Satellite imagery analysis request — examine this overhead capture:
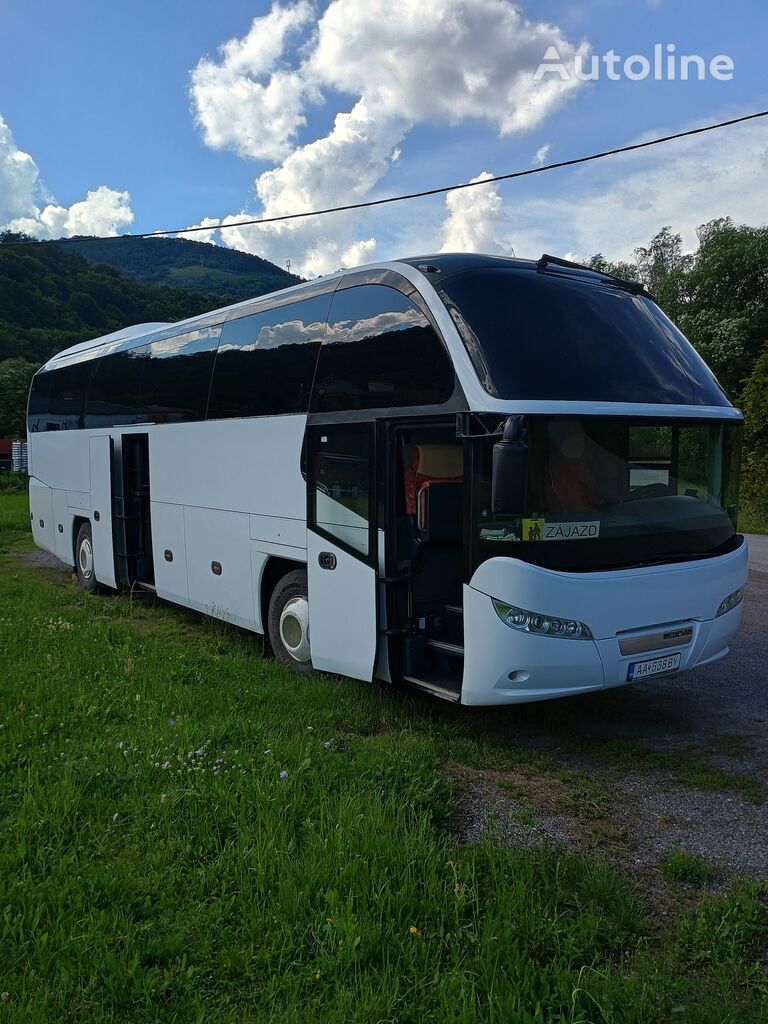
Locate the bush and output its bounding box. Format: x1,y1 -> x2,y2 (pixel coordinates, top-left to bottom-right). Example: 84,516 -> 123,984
740,346 -> 768,530
0,471 -> 28,494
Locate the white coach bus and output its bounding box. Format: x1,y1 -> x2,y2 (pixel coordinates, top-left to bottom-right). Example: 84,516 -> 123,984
27,254 -> 747,705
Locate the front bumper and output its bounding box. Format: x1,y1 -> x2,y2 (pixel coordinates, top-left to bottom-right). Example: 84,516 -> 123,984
460,539 -> 748,706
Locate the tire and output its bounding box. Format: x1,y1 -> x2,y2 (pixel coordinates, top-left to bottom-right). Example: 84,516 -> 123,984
267,569 -> 314,675
75,521 -> 101,594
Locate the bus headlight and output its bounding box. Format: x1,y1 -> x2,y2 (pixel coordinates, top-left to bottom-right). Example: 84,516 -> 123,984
492,599 -> 593,639
715,587 -> 743,617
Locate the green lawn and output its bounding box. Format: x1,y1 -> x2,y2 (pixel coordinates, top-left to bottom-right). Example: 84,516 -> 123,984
0,490 -> 766,1023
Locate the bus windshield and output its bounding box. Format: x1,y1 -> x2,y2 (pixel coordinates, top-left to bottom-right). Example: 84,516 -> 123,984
438,267 -> 729,406
472,418 -> 742,573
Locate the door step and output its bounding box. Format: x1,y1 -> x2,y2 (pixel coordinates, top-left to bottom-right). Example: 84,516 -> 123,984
403,675 -> 461,702
426,638 -> 464,658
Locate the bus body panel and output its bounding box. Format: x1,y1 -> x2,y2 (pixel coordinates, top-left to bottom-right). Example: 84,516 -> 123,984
29,428 -> 90,494
461,542 -> 748,705
29,477 -> 54,555
184,505 -> 256,630
151,500 -> 190,607
51,487 -> 75,565
148,417 -> 307,521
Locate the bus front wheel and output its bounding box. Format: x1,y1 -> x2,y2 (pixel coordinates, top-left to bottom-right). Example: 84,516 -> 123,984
75,521 -> 101,594
268,569 -> 314,675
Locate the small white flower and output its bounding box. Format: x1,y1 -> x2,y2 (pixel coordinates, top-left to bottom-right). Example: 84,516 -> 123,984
323,742 -> 332,750
279,770 -> 289,780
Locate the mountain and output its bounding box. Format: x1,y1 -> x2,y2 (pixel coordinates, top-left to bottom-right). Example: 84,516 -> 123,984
0,233 -> 223,365
59,235 -> 302,304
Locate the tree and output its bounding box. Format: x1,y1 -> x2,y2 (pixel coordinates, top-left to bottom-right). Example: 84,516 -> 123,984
586,253 -> 641,282
632,226 -> 692,321
0,358 -> 39,436
677,218 -> 768,396
740,346 -> 768,523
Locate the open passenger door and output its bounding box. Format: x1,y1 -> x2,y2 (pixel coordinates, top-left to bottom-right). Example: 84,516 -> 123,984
306,423 -> 378,681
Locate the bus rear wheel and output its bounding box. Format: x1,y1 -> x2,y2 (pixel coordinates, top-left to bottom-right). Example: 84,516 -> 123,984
268,569 -> 314,675
75,521 -> 101,594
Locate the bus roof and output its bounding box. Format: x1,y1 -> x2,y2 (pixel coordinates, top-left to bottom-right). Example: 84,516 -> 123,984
41,252 -> 640,371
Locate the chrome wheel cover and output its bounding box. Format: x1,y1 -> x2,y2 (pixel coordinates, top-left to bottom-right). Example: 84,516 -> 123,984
78,535 -> 94,579
279,596 -> 311,663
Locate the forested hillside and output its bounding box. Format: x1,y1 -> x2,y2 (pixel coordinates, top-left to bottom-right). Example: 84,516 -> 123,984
0,233 -> 223,366
60,235 -> 302,303
0,232 -> 228,436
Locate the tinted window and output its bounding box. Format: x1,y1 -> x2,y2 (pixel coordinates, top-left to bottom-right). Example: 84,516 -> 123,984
311,426 -> 371,556
311,285 -> 454,413
439,268 -> 730,406
144,327 -> 219,423
84,327 -> 220,428
85,344 -> 152,428
207,295 -> 331,419
28,359 -> 94,432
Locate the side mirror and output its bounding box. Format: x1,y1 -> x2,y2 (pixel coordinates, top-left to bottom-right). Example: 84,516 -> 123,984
492,415 -> 528,516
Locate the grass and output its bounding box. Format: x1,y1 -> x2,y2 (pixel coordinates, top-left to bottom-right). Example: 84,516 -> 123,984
1,492 -> 767,1022
562,737 -> 766,807
661,848 -> 716,887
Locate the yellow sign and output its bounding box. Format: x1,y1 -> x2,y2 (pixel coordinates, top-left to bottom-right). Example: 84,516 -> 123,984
522,518 -> 545,542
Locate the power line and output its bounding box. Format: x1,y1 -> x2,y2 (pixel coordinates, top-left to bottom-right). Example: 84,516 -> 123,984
4,109 -> 768,247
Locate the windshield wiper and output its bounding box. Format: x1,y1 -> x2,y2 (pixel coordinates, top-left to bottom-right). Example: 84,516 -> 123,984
536,253 -> 656,301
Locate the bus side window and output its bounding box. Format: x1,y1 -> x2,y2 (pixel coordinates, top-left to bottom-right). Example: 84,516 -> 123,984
84,328 -> 221,428
144,327 -> 220,424
28,359 -> 93,432
310,284 -> 454,413
207,294 -> 332,420
85,345 -> 153,428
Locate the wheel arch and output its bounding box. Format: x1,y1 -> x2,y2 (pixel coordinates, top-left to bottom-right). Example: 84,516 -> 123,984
71,515 -> 90,566
258,555 -> 306,634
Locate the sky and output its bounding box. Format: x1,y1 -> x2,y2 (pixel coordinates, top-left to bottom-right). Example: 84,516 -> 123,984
0,0 -> 767,277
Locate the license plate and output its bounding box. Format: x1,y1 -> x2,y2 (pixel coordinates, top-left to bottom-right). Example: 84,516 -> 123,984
627,652 -> 681,681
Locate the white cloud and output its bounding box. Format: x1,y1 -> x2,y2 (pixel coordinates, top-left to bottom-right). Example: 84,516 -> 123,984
308,0 -> 587,134
440,172 -> 513,254
0,114 -> 40,225
533,143 -> 551,166
188,0 -> 588,276
180,216 -> 222,245
0,112 -> 134,239
9,186 -> 134,240
189,1 -> 314,162
440,118 -> 768,264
